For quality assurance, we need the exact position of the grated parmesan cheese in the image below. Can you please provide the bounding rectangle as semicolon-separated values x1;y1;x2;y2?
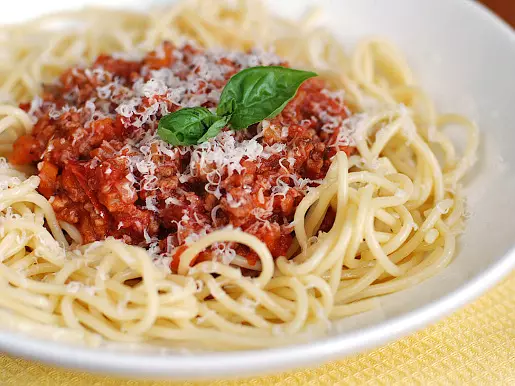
19;40;359;272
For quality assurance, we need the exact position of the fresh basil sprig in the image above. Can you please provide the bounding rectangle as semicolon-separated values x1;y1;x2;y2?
156;107;227;146
217;66;317;129
196;115;229;144
157;66;317;145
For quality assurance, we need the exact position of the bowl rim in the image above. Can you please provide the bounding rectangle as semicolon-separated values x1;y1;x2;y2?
1;0;514;380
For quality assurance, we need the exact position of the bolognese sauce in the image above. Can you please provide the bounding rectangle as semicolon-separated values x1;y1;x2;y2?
10;42;355;269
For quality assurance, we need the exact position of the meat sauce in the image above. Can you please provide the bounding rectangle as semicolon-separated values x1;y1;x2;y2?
10;42;354;269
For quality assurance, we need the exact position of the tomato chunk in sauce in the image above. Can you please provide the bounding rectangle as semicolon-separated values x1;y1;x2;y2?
11;42;355;269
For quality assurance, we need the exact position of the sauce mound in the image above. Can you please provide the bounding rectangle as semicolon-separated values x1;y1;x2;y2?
11;42;354;268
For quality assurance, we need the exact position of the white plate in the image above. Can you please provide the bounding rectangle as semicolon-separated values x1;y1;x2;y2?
1;0;515;380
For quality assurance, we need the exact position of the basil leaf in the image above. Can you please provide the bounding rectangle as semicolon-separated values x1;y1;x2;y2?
157;66;317;145
217;66;317;130
197;115;229;144
157;107;218;146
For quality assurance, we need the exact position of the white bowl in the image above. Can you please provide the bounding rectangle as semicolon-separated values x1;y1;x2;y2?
1;0;515;380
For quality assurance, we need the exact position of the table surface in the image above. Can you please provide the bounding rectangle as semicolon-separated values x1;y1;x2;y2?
480;0;515;26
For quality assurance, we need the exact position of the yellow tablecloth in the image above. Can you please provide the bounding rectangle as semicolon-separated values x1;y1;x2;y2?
1;271;514;385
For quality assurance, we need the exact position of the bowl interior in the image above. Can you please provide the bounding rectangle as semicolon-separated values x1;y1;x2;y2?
0;0;514;379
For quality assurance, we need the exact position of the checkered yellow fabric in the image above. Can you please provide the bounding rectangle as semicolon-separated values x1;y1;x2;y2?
1;271;514;385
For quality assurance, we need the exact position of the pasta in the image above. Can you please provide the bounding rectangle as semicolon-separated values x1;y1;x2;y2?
0;0;479;349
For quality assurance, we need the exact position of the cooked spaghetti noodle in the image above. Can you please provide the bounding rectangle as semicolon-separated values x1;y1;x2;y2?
0;0;479;349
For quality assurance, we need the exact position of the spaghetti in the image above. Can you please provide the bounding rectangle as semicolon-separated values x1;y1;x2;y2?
0;0;479;349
